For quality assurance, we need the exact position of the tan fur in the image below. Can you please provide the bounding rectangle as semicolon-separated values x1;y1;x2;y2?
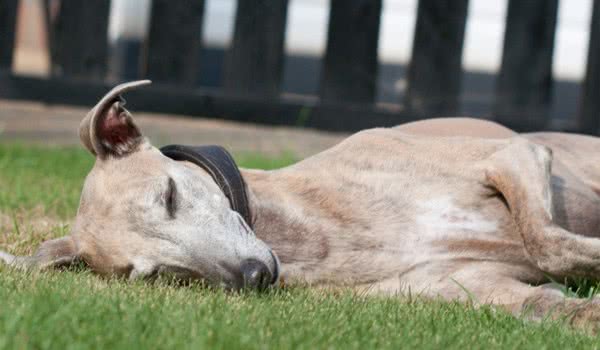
4;83;600;331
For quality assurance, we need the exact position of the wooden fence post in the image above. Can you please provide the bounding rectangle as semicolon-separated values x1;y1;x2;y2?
223;0;288;98
142;0;205;86
579;0;600;134
494;0;558;130
49;0;110;79
0;0;18;70
404;0;469;117
319;0;382;104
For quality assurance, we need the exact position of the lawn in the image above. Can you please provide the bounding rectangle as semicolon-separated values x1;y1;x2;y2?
0;143;599;349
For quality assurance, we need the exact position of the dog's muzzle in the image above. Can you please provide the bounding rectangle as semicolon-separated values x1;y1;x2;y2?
241;259;272;290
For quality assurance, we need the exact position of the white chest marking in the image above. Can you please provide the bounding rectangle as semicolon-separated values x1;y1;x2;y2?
416;196;498;235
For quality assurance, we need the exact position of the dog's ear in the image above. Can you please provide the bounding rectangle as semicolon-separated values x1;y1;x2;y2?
79;80;151;159
0;236;80;270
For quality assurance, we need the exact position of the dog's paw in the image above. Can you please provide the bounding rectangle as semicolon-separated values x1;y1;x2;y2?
0;250;15;265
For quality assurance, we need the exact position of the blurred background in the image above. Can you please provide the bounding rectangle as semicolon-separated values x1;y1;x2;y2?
1;0;599;134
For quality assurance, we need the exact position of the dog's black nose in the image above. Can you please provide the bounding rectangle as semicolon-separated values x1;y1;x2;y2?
240;259;272;290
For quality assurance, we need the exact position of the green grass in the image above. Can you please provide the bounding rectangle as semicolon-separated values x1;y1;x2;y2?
1;269;598;350
0;143;599;349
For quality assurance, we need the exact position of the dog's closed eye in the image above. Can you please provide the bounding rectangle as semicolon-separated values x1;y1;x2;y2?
164;177;178;219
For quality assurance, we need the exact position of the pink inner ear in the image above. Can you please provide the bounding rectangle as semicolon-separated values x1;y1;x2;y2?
97;104;140;149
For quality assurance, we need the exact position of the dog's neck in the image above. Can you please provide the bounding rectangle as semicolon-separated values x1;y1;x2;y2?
241;168;329;282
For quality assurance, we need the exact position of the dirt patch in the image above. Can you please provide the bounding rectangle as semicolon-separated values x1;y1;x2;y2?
0;99;347;158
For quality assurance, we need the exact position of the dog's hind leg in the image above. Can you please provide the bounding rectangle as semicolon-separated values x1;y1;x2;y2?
491;277;600;333
357;260;600;332
483;137;600;280
478;279;600;333
363;263;600;333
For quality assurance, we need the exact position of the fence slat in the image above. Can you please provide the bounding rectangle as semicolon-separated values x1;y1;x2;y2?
494;0;558;130
319;0;382;104
579;0;600;134
142;0;205;86
223;0;288;98
404;0;469;116
0;0;18;70
50;0;110;79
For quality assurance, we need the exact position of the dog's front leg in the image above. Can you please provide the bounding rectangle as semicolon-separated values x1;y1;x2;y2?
482;137;600;279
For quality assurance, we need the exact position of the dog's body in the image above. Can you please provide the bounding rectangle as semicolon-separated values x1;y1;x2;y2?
248;121;600;303
3;81;600;330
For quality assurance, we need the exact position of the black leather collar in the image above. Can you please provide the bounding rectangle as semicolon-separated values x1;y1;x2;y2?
160;145;253;228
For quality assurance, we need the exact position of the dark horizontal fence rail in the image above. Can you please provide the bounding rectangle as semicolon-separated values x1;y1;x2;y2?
0;0;598;134
0;71;413;132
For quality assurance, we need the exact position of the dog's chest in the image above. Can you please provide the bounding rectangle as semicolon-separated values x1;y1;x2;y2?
300;131;512;243
328;160;519;272
414;196;499;237
303;157;513;254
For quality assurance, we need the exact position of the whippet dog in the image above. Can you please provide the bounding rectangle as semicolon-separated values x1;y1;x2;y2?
3;81;600;330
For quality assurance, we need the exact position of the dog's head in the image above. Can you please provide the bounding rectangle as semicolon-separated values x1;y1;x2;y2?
2;81;278;290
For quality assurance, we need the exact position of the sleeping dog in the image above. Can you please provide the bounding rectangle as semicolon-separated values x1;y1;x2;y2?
3;81;600;330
